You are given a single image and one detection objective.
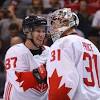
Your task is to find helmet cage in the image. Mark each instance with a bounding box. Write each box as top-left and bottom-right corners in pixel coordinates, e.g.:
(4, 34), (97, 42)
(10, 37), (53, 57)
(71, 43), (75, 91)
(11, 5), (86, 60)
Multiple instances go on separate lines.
(48, 8), (79, 42)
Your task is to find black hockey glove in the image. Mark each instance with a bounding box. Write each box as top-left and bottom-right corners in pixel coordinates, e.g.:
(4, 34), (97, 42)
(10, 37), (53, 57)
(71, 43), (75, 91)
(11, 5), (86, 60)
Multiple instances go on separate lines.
(32, 65), (47, 84)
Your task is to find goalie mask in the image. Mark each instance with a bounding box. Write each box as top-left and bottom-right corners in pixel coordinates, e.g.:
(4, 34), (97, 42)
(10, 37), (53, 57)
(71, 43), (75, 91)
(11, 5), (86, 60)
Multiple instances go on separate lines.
(48, 8), (79, 42)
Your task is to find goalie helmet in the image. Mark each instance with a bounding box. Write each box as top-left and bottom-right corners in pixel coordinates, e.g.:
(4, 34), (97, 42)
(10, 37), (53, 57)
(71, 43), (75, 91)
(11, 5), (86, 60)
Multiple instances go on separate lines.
(48, 8), (79, 42)
(22, 15), (47, 39)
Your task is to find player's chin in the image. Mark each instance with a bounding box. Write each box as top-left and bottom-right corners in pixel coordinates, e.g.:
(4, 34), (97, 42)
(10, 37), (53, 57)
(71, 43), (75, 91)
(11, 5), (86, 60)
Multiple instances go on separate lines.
(37, 43), (43, 47)
(38, 41), (44, 45)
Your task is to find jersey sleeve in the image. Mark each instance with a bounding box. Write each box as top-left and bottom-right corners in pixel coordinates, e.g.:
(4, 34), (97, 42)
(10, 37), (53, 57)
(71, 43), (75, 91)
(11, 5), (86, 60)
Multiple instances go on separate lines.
(47, 42), (79, 100)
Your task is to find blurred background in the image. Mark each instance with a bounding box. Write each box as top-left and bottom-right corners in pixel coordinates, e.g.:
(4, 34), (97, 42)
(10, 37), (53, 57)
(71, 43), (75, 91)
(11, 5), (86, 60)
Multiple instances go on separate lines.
(0, 0), (100, 99)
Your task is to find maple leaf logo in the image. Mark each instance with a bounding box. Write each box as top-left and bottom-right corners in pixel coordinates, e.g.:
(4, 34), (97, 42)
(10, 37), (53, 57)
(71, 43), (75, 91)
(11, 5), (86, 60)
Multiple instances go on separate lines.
(15, 71), (38, 91)
(49, 69), (71, 100)
(15, 71), (48, 92)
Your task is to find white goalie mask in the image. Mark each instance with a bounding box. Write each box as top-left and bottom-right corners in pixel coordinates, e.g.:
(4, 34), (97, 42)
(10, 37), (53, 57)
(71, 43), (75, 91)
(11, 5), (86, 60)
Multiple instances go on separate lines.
(48, 8), (79, 42)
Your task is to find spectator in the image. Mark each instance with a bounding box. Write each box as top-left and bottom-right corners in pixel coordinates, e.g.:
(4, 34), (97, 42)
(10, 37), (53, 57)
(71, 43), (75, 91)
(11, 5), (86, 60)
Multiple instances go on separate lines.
(0, 38), (9, 63)
(10, 36), (23, 46)
(88, 0), (100, 15)
(89, 10), (100, 50)
(0, 4), (22, 54)
(0, 9), (5, 20)
(77, 0), (92, 38)
(0, 39), (5, 64)
(64, 0), (79, 9)
(64, 0), (79, 5)
(26, 0), (44, 16)
(0, 72), (5, 98)
(8, 22), (24, 46)
(3, 0), (26, 18)
(0, 39), (5, 98)
(88, 0), (100, 4)
(15, 0), (32, 18)
(9, 22), (21, 37)
(43, 0), (64, 8)
(44, 0), (62, 14)
(0, 4), (22, 40)
(0, 0), (6, 7)
(92, 10), (100, 30)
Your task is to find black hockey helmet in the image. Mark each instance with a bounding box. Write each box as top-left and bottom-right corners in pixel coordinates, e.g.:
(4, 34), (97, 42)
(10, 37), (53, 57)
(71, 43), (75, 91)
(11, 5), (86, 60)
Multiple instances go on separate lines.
(22, 15), (47, 33)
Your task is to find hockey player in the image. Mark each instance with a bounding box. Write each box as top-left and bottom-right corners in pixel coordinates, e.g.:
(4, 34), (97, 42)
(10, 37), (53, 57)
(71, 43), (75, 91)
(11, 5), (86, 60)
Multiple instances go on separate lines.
(46, 8), (100, 100)
(3, 15), (49, 100)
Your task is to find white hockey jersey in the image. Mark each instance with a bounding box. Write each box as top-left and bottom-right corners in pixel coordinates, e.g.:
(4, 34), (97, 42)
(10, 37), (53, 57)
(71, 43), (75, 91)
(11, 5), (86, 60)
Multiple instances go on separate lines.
(3, 43), (49, 100)
(46, 34), (100, 100)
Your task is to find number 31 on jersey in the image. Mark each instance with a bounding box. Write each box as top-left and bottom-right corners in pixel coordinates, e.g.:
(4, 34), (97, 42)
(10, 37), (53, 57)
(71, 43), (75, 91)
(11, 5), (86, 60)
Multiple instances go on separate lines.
(83, 52), (100, 88)
(50, 49), (61, 62)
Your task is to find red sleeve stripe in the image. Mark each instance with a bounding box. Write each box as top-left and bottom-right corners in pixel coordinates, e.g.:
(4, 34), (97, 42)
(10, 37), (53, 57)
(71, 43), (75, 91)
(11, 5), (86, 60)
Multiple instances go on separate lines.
(4, 82), (12, 100)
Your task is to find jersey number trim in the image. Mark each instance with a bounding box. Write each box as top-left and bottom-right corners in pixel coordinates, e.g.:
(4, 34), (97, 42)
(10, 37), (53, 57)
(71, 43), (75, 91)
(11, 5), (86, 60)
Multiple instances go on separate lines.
(50, 49), (61, 62)
(83, 52), (100, 87)
(5, 57), (17, 70)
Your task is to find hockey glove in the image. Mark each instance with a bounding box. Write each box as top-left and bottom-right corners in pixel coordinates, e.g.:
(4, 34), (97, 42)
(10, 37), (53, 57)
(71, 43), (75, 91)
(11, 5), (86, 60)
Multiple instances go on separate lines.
(32, 64), (47, 84)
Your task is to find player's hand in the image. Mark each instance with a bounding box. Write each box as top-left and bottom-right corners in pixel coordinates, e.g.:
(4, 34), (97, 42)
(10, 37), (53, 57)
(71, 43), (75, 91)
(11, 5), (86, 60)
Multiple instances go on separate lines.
(32, 64), (47, 84)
